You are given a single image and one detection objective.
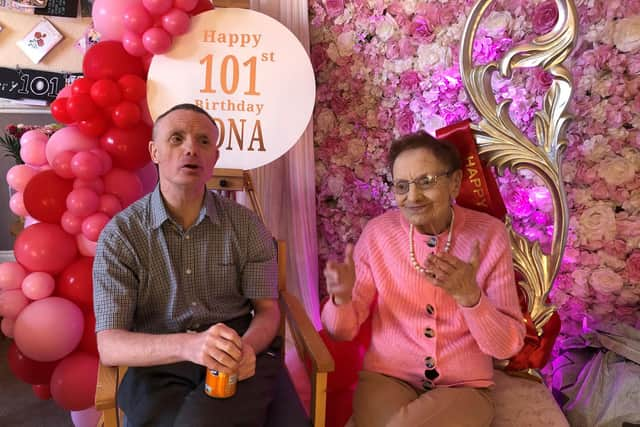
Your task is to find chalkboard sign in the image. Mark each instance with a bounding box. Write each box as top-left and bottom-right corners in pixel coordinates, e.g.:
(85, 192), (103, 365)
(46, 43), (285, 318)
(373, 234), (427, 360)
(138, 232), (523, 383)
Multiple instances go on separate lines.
(0, 66), (81, 104)
(35, 0), (78, 17)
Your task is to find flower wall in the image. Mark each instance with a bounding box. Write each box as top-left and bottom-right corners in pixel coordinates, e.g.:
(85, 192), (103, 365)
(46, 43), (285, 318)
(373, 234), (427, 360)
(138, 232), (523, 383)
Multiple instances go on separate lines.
(310, 0), (640, 340)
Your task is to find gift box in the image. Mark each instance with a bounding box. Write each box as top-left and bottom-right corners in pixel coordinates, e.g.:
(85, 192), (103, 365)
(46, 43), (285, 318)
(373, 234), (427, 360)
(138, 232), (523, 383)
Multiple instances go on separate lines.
(16, 18), (63, 64)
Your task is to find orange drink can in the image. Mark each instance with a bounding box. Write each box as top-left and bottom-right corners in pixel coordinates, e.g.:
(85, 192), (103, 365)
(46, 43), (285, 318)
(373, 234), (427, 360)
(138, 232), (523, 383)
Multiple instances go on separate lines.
(204, 369), (238, 398)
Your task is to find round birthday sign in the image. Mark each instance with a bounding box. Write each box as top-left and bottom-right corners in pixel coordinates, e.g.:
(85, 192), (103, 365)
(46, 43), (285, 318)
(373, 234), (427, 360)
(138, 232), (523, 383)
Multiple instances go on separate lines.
(147, 8), (316, 170)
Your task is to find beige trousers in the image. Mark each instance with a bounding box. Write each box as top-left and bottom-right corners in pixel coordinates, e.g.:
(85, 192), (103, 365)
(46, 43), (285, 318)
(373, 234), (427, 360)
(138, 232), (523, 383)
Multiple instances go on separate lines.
(350, 370), (494, 427)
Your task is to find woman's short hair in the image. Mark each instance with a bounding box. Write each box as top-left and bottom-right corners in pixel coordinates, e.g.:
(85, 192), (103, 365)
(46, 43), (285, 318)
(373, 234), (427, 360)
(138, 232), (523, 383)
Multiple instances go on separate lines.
(388, 131), (461, 175)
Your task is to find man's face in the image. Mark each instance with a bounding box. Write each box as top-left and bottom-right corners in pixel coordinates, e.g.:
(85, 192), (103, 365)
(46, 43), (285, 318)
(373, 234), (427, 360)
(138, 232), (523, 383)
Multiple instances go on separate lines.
(149, 109), (220, 190)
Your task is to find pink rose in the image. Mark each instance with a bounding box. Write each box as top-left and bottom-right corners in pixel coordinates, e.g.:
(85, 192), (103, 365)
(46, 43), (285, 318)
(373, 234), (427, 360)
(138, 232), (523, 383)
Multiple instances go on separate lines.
(409, 15), (432, 40)
(533, 0), (559, 35)
(627, 251), (640, 283)
(589, 267), (624, 294)
(399, 70), (421, 91)
(324, 0), (344, 18)
(504, 188), (534, 217)
(396, 109), (415, 134)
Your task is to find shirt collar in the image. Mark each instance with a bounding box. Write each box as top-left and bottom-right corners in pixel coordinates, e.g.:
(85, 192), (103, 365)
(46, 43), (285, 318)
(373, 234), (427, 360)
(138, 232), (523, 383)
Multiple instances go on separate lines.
(149, 185), (221, 230)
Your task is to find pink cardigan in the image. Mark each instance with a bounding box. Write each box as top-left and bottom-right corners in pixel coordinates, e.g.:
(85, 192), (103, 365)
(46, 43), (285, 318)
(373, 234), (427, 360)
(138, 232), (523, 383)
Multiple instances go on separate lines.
(321, 204), (525, 389)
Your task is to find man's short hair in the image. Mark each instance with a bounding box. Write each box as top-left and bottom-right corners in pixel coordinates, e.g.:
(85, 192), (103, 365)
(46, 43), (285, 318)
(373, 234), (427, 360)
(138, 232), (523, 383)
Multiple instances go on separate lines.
(152, 103), (218, 139)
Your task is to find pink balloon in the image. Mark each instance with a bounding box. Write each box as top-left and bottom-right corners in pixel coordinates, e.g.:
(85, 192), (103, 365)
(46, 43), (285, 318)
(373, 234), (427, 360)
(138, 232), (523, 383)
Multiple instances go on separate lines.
(92, 0), (141, 41)
(66, 188), (100, 218)
(82, 212), (110, 242)
(90, 149), (113, 175)
(0, 262), (27, 290)
(103, 168), (144, 207)
(56, 85), (72, 100)
(1, 317), (15, 337)
(50, 352), (99, 411)
(61, 211), (83, 235)
(161, 9), (190, 35)
(74, 178), (105, 195)
(98, 194), (122, 217)
(122, 30), (148, 57)
(14, 223), (78, 274)
(6, 164), (38, 192)
(174, 0), (198, 12)
(71, 405), (102, 427)
(24, 215), (40, 228)
(0, 289), (30, 318)
(142, 0), (172, 14)
(137, 161), (158, 195)
(14, 297), (84, 362)
(51, 150), (76, 179)
(46, 126), (99, 166)
(142, 27), (172, 54)
(22, 272), (56, 300)
(71, 151), (103, 181)
(76, 234), (97, 257)
(20, 140), (48, 166)
(124, 4), (153, 33)
(20, 129), (48, 146)
(9, 192), (28, 217)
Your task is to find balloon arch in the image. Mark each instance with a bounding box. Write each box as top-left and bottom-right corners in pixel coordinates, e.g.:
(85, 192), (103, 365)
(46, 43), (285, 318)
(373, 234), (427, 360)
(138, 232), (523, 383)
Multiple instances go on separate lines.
(0, 0), (213, 424)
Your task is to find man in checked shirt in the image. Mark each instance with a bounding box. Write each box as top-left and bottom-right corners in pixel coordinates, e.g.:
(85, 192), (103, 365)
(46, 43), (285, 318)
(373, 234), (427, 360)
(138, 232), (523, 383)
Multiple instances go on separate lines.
(93, 103), (281, 426)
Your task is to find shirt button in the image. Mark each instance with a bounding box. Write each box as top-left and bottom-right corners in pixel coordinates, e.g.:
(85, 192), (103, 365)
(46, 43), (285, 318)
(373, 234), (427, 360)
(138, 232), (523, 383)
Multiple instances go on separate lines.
(426, 304), (435, 316)
(185, 235), (191, 240)
(422, 380), (434, 391)
(424, 327), (435, 338)
(186, 268), (192, 275)
(424, 356), (435, 369)
(191, 301), (197, 307)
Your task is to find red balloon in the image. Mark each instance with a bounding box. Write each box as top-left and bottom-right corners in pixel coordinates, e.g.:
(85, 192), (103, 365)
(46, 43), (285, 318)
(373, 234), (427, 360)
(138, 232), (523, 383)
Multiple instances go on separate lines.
(71, 78), (95, 96)
(100, 124), (151, 170)
(50, 352), (99, 411)
(78, 113), (110, 138)
(7, 342), (58, 385)
(77, 312), (98, 356)
(50, 98), (73, 124)
(83, 41), (145, 81)
(90, 79), (123, 108)
(14, 223), (78, 274)
(66, 94), (98, 123)
(56, 257), (94, 313)
(118, 74), (146, 102)
(32, 384), (52, 400)
(23, 170), (74, 223)
(191, 0), (214, 14)
(111, 101), (141, 128)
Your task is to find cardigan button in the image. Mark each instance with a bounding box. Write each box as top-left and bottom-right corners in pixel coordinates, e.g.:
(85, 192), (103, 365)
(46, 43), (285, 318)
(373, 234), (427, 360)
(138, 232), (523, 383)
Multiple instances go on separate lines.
(422, 379), (435, 391)
(424, 327), (435, 338)
(425, 304), (435, 316)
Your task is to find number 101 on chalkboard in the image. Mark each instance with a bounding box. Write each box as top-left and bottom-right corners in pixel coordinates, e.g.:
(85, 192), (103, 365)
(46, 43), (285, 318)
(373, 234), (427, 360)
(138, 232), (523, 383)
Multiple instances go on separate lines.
(199, 53), (275, 96)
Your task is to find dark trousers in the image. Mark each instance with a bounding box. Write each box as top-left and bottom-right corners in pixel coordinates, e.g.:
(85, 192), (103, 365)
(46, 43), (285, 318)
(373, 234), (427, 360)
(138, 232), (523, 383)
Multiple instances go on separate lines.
(118, 316), (282, 427)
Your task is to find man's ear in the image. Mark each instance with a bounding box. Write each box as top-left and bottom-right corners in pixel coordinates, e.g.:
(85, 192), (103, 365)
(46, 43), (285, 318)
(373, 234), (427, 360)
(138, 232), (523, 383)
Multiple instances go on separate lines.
(149, 140), (159, 164)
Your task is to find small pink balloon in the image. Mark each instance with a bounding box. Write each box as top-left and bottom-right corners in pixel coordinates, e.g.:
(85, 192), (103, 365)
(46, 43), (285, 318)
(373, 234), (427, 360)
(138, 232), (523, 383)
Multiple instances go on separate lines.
(99, 194), (123, 217)
(142, 0), (172, 15)
(0, 262), (27, 291)
(20, 130), (48, 146)
(90, 149), (113, 175)
(76, 234), (97, 257)
(1, 317), (15, 338)
(46, 127), (99, 166)
(104, 168), (144, 207)
(122, 30), (148, 57)
(20, 140), (48, 167)
(9, 192), (28, 217)
(71, 151), (102, 181)
(142, 27), (172, 54)
(92, 0), (140, 41)
(14, 297), (84, 362)
(51, 150), (76, 179)
(66, 188), (100, 218)
(174, 0), (198, 12)
(6, 165), (38, 192)
(161, 9), (190, 35)
(24, 216), (40, 228)
(56, 85), (72, 100)
(71, 405), (102, 427)
(0, 289), (30, 319)
(124, 4), (153, 33)
(21, 272), (56, 300)
(73, 178), (105, 195)
(82, 212), (110, 242)
(61, 211), (83, 235)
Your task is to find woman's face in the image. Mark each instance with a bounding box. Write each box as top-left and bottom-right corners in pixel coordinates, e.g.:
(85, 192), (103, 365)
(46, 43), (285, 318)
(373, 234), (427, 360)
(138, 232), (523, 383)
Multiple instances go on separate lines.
(392, 147), (462, 234)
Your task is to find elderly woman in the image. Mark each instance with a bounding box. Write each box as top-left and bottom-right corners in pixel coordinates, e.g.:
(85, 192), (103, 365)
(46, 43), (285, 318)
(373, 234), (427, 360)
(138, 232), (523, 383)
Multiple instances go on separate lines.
(322, 131), (525, 427)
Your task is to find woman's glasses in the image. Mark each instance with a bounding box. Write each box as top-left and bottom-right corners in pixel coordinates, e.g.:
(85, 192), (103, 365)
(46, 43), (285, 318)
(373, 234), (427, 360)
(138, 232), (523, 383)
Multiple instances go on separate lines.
(391, 171), (452, 195)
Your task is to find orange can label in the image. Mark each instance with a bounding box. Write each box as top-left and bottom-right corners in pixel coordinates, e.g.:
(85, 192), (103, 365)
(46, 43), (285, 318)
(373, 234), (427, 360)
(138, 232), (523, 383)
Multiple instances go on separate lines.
(204, 369), (238, 398)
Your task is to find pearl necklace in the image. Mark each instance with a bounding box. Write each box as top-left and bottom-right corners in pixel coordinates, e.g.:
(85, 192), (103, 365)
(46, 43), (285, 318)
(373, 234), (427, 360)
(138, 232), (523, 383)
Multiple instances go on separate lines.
(409, 209), (455, 275)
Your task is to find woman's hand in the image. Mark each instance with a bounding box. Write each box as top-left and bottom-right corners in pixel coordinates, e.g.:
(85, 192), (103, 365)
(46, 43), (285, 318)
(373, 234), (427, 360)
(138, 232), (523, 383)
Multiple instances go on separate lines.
(424, 242), (482, 307)
(324, 244), (356, 305)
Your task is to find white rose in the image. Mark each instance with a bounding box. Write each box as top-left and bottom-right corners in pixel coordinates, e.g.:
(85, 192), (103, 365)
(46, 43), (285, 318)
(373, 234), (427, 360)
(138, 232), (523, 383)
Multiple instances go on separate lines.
(421, 114), (446, 135)
(376, 15), (398, 42)
(578, 204), (616, 244)
(326, 43), (339, 63)
(347, 138), (366, 159)
(417, 43), (449, 69)
(621, 147), (640, 170)
(622, 190), (640, 216)
(482, 11), (512, 37)
(571, 269), (590, 288)
(336, 31), (356, 57)
(589, 267), (624, 294)
(597, 156), (637, 186)
(529, 186), (554, 212)
(316, 109), (336, 133)
(614, 15), (640, 52)
(402, 0), (418, 15)
(326, 175), (344, 197)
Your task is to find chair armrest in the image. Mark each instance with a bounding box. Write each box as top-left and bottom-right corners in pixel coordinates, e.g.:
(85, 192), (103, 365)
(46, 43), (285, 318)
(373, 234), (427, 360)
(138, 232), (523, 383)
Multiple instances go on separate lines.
(95, 363), (119, 411)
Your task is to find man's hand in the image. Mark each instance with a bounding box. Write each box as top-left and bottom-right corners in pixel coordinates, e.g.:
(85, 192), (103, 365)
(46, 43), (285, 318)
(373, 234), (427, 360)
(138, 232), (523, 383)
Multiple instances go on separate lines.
(237, 341), (256, 381)
(187, 323), (243, 374)
(324, 244), (356, 305)
(424, 242), (482, 307)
